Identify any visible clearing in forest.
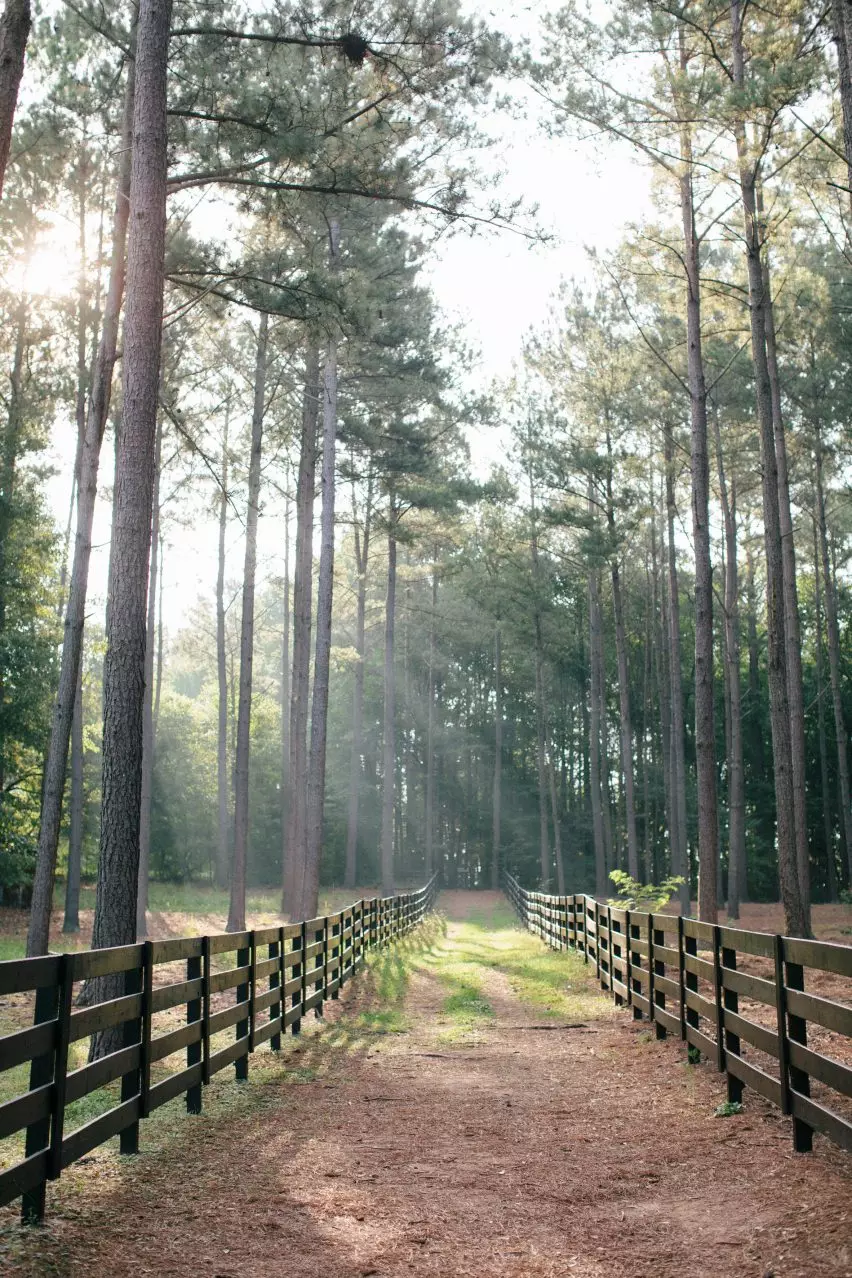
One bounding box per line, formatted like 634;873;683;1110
2;891;850;1278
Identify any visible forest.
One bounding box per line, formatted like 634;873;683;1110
0;0;851;956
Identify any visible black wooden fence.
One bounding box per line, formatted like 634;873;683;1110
0;876;438;1223
505;874;852;1156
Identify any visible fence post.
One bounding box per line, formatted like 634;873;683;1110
777;938;812;1152
120;960;143;1154
682;920;700;1057
201;935;212;1086
293;924;305;1036
651;914;667;1040
711;925;725;1073
47;953;74;1182
722;942;742;1105
186;948;203;1113
235;938;250;1081
139;941;154;1118
269;929;282;1052
21;979;60;1223
330;917;340;1001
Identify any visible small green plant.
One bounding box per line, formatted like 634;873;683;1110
687;1045;701;1065
714;1100;744;1117
608;870;685;912
840;887;852;907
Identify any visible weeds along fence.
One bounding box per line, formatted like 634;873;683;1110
505;874;852;1157
0;876;438;1223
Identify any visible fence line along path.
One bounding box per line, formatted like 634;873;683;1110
505;874;852;1157
0;875;438;1223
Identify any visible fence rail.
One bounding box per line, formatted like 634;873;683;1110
0;876;438;1222
505;874;852;1156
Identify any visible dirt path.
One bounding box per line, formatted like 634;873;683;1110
3;892;851;1278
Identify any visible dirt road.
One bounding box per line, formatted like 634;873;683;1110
3;892;850;1277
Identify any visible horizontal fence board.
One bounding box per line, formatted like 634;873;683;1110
782;938;852;978
0;1084;52;1140
208;965;251;996
723;1010;779;1059
685;1023;717;1059
717;926;775;959
61;1097;141;1169
74;945;144;981
721;968;777;1008
725;1052;782;1108
149;937;203;964
65;1044;139;1105
0;1021;55;1073
69;993;142;1043
150;977;203;1015
0;1152;49;1210
0;955;62;996
788;1041;852;1099
790;1092;852;1152
208;932;251;956
150;1021;202;1064
785;988;852;1038
148;1064;203;1113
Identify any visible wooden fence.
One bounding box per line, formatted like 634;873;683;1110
505;874;852;1156
0;876;438;1223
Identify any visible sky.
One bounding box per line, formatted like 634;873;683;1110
38;3;654;635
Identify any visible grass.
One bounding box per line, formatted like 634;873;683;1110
409;895;612;1046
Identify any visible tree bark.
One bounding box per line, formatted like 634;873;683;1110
813;510;839;900
424;566;437;878
815;429;852;882
26;41;135;956
62;663;84;933
729;0;807;936
831;0;852;219
664;426;690;911
491;621;502;890
713;410;745;919
762;237;810;930
282;343;319;912
677;100;718;921
380;509;398;897
136;415;162;939
87;0;170;1058
215;410;230;890
0;0;30;202
227;311;268;933
588;568;607;896
296;222;340;920
605;431;639;882
344;476;371;890
280;483;291;889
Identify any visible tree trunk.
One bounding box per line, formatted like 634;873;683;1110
136;416;162;939
713;411;745;920
26;41;135;956
62;662;84;933
0;0;30;202
344;476;371;890
813;511;839;901
424;566;437;878
604;430;639;882
91;0;170;985
677;105;718;921
665;426;689;911
491;621;502;890
283;343;319;911
762;236;811;930
280;484;291;889
831;0;852;219
588;568;607;896
815;429;852;882
297;223;341;920
227;311;268;933
651;487;673;887
216;411;230;890
729;0;807;936
380;509;398;897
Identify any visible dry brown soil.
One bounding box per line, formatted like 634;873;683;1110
2;891;851;1278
